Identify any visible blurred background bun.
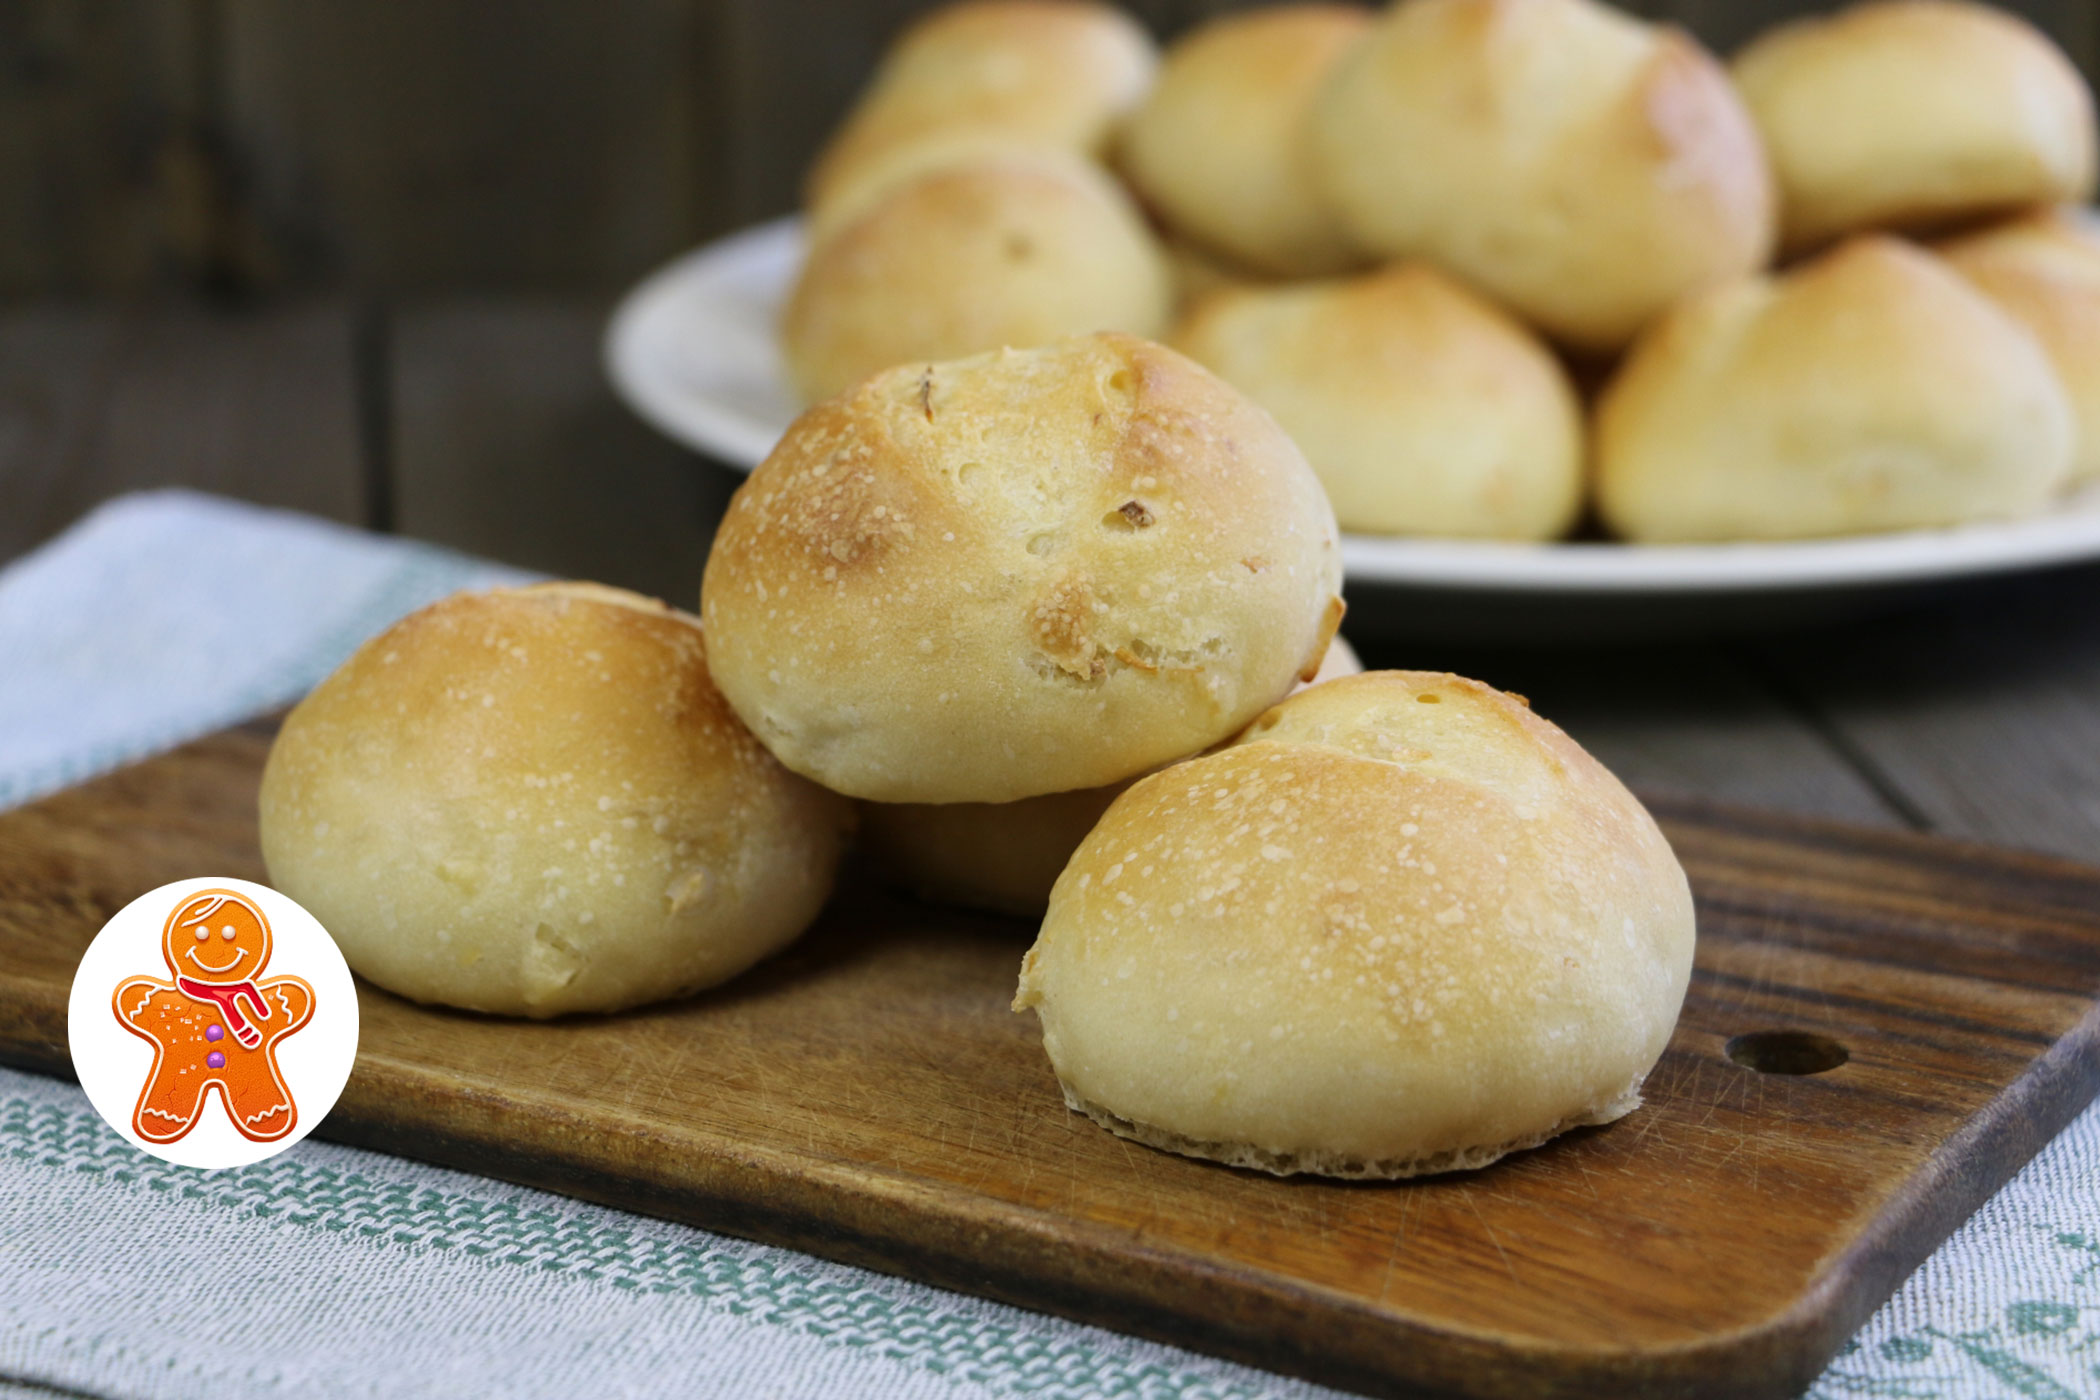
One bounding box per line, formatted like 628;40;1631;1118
1307;0;1774;351
1118;5;1370;279
1733;0;2097;253
1014;670;1696;1178
805;0;1156;227
781;150;1171;403
1940;208;2100;482
859;637;1362;917
1597;235;2073;541
702;333;1344;805
1171;264;1583;539
259;584;852;1018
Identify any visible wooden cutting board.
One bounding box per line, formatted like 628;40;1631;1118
4;720;2100;1400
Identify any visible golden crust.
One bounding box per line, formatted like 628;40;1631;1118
1733;0;2098;253
258;584;852;1017
1117;5;1370;278
1171;263;1582;539
1013;670;1695;1177
1307;0;1773;351
806;0;1156;219
782;150;1172;404
1940;208;2100;483
701;333;1344;805
1595;235;2074;541
860;636;1362;917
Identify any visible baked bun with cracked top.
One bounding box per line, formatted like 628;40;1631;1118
259;582;852;1018
1940;208;2100;484
702;332;1345;806
1733;0;2097;254
1170;263;1583;540
861;637;1362;917
1596;235;2073;542
1306;0;1773;352
807;0;1156;227
1013;670;1696;1178
1118;5;1370;279
783;149;1172;404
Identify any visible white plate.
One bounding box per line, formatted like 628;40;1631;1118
605;217;2100;640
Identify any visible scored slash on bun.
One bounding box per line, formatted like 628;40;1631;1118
1013;671;1696;1179
701;333;1345;806
1596;235;2073;542
1306;0;1774;352
782;150;1172;405
1117;5;1371;279
1733;0;2098;254
259;582;853;1018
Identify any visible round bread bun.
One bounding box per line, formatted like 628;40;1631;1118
1732;1;2098;255
1118;5;1370;278
1014;670;1696;1179
1170;264;1582;540
701;332;1346;806
806;0;1155;222
1306;0;1773;352
1940;208;2100;483
781;150;1173;404
258;582;853;1018
1596;235;2073;542
860;637;1363;917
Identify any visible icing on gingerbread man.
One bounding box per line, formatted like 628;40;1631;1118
112;889;315;1143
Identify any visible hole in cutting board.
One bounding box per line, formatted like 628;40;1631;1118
1725;1030;1849;1075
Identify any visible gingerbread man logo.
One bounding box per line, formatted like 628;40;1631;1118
112;889;315;1143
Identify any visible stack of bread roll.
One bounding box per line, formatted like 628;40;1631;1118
260;331;1698;1180
781;0;2100;543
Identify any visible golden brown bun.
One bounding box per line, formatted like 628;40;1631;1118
1939;208;2100;482
1596;235;2073;542
258;583;852;1018
807;0;1156;223
702;333;1345;805
1014;671;1695;1178
1118;5;1370;278
1171;264;1582;539
782;150;1172;404
1733;1;2097;254
860;636;1362;917
1306;0;1773;351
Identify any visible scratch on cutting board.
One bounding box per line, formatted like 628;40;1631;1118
1464;1191;1521;1287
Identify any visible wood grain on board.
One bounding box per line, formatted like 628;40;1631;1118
3;724;2099;1400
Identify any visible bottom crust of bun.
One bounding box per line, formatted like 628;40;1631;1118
1058;1080;1646;1180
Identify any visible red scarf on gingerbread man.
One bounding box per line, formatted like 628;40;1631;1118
174;976;270;1049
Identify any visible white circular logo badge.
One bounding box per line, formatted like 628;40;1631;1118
68;877;358;1170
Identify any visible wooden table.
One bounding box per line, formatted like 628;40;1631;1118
1;299;2096;867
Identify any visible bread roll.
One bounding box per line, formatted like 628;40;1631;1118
1596;235;2073;542
1119;6;1369;278
1171;264;1582;539
1307;0;1773;352
807;0;1155;225
782;150;1172;404
702;333;1345;805
1733;1;2097;254
1940;208;2100;483
1014;671;1695;1178
258;583;852;1018
861;637;1363;917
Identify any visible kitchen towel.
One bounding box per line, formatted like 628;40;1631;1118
2;491;2098;1400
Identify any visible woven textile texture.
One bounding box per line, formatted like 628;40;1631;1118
2;492;2099;1400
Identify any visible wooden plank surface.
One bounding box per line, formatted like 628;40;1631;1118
4;724;2100;1400
0;303;365;561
